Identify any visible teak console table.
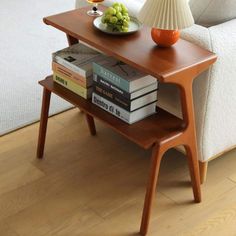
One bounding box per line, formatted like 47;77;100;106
37;6;217;235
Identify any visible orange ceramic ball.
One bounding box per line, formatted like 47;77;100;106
151;28;180;47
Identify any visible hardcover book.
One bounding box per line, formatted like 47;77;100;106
53;73;92;99
52;61;93;88
52;43;106;77
93;58;157;93
94;81;157;112
92;92;156;124
93;74;158;100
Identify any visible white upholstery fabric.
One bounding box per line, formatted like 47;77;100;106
76;0;236;162
161;21;236;161
201;20;236;159
189;0;236;26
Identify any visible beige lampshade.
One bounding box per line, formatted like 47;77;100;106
138;0;194;30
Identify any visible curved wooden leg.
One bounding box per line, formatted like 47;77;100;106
140;144;165;236
184;143;201;203
37;88;51;159
85;114;96;136
176;79;201;203
199;161;208;184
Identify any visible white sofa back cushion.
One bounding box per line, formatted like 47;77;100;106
189;0;236;26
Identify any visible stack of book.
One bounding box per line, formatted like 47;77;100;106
92;57;158;124
52;43;105;99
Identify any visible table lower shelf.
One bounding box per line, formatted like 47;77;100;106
39;76;184;149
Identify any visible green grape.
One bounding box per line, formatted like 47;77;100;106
116;25;122;31
104;14;110;20
123;20;129;27
114;5;122;13
122;26;129;32
105;14;112;22
126;16;130;22
107;7;116;15
112;9;117;15
106;7;112;14
112;2;120;8
121;4;128;13
120;3;125;8
116;12;123;20
110;16;118;24
103;3;130;32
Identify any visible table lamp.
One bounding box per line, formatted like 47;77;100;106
138;0;194;47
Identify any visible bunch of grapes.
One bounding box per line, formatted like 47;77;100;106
101;2;130;32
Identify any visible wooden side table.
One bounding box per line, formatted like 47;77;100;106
37;6;217;235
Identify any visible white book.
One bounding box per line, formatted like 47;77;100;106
52;43;106;77
92;93;156;124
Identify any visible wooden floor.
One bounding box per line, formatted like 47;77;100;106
0;108;236;236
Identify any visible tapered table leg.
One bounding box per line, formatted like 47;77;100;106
178;81;201;203
140;144;165;236
85;113;96;136
185;143;201;202
37;88;51;158
139;77;202;235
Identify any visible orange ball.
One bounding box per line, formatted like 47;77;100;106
151;28;180;47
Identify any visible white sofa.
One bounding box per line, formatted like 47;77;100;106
76;0;236;182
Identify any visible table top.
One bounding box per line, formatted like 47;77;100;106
43;6;217;83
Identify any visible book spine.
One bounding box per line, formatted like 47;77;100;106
94;82;132;111
93;74;131;99
92;93;131;124
52;62;92;88
54;56;89;77
93;63;130;92
53;73;92;99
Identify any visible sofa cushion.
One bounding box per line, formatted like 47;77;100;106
189;0;236;26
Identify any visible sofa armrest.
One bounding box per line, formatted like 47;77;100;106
181;19;236;160
180;24;212;51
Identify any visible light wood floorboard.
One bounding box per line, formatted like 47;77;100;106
0;108;236;236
